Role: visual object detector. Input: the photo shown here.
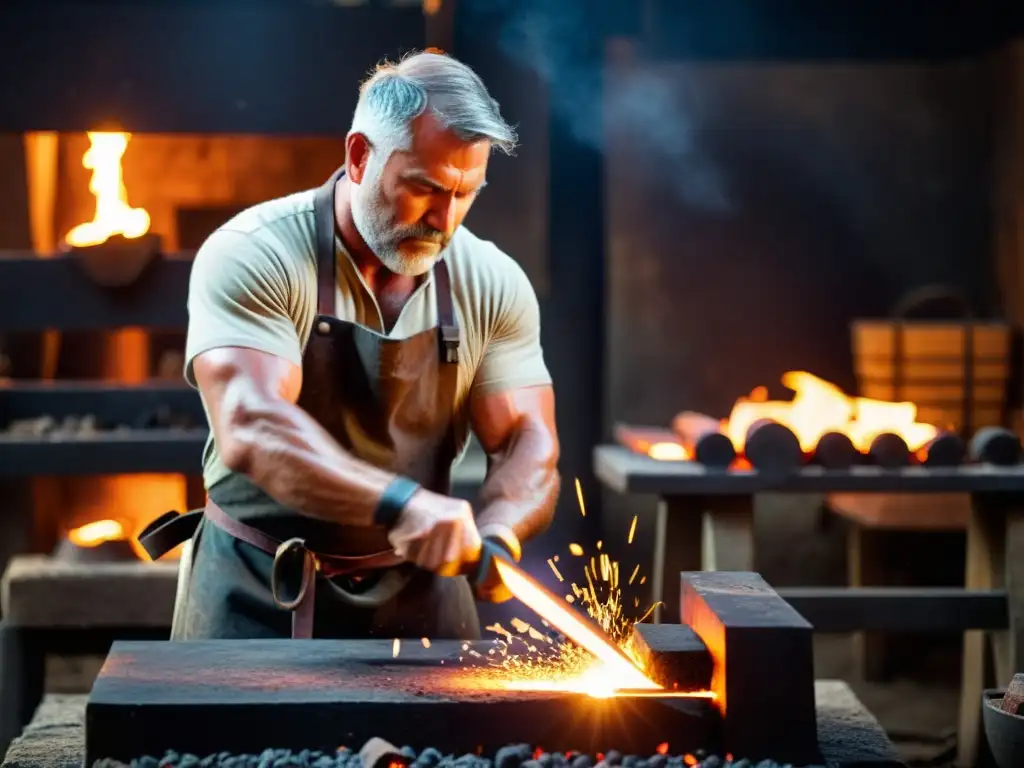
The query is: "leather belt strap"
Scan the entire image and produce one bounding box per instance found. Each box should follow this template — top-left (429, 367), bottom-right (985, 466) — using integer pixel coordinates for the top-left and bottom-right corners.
top-left (138, 503), bottom-right (403, 638)
top-left (203, 502), bottom-right (402, 638)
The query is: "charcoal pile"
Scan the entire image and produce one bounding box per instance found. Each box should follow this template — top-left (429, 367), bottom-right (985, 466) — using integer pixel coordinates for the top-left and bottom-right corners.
top-left (91, 744), bottom-right (819, 768)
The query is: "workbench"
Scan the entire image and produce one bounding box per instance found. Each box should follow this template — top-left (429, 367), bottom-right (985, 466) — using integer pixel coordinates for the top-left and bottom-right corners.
top-left (593, 444), bottom-right (1024, 766)
top-left (1, 684), bottom-right (905, 768)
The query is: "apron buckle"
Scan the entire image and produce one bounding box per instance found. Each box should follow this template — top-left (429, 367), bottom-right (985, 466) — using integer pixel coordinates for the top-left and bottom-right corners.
top-left (440, 325), bottom-right (460, 364)
top-left (271, 537), bottom-right (317, 611)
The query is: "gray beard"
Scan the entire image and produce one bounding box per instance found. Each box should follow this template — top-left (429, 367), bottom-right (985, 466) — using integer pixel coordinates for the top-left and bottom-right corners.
top-left (350, 175), bottom-right (448, 278)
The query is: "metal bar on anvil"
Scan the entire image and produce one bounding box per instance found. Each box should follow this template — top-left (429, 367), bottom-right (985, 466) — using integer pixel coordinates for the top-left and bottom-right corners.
top-left (594, 444), bottom-right (1024, 494)
top-left (0, 252), bottom-right (194, 331)
top-left (84, 638), bottom-right (718, 764)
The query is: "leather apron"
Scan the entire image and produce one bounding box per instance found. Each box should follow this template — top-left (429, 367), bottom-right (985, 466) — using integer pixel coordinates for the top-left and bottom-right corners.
top-left (139, 167), bottom-right (480, 641)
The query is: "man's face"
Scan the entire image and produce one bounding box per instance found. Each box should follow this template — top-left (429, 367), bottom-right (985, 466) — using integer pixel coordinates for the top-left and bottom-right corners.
top-left (349, 112), bottom-right (491, 277)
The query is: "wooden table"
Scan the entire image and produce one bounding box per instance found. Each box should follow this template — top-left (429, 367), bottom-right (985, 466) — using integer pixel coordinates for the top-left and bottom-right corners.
top-left (594, 444), bottom-right (1024, 766)
top-left (828, 492), bottom-right (970, 682)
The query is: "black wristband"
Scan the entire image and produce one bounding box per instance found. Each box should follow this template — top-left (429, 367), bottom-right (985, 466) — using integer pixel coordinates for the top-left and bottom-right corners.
top-left (374, 477), bottom-right (421, 528)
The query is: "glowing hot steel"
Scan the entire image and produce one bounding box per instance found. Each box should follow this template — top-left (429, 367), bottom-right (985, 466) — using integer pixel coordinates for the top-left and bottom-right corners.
top-left (493, 559), bottom-right (656, 692)
top-left (65, 132), bottom-right (151, 247)
top-left (460, 481), bottom-right (713, 701)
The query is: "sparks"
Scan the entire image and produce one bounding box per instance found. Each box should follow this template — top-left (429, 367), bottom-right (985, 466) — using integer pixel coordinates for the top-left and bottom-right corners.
top-left (392, 639), bottom-right (400, 658)
top-left (574, 478), bottom-right (587, 517)
top-left (474, 490), bottom-right (714, 702)
top-left (627, 515), bottom-right (638, 544)
top-left (421, 638), bottom-right (431, 649)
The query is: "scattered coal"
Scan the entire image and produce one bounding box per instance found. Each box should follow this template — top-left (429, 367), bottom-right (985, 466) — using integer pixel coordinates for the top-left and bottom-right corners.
top-left (91, 745), bottom-right (820, 768)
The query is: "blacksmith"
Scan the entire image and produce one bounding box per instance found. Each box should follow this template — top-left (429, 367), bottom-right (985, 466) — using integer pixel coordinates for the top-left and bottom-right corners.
top-left (140, 52), bottom-right (560, 640)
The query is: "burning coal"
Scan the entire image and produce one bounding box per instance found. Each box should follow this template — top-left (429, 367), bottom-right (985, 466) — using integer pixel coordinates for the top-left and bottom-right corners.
top-left (620, 370), bottom-right (943, 466)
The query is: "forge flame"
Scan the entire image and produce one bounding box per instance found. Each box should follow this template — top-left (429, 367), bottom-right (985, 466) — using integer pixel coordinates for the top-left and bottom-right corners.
top-left (65, 131), bottom-right (150, 247)
top-left (67, 519), bottom-right (126, 547)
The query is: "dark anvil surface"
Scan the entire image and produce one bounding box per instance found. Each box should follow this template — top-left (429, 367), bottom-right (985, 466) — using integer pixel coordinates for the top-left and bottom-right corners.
top-left (85, 640), bottom-right (717, 763)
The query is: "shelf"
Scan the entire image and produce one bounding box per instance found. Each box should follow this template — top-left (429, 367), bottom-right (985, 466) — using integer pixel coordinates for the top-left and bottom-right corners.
top-left (0, 429), bottom-right (209, 475)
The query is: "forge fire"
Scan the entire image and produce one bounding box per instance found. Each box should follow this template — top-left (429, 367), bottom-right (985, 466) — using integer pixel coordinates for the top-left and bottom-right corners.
top-left (617, 370), bottom-right (1021, 470)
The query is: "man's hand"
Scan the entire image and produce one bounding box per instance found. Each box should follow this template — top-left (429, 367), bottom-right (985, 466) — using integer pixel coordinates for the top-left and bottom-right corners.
top-left (388, 491), bottom-right (482, 577)
top-left (471, 523), bottom-right (522, 603)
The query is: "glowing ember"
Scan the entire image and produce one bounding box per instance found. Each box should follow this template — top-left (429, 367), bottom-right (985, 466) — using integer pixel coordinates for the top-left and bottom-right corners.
top-left (647, 442), bottom-right (689, 461)
top-left (574, 478), bottom-right (587, 517)
top-left (392, 639), bottom-right (401, 658)
top-left (66, 132), bottom-right (150, 247)
top-left (68, 519), bottom-right (125, 547)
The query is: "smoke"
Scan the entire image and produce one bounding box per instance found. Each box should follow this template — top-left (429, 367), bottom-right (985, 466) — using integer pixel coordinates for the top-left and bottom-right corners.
top-left (464, 0), bottom-right (732, 213)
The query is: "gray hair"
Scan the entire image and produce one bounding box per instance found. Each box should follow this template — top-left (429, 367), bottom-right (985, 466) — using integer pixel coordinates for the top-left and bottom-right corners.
top-left (350, 51), bottom-right (518, 161)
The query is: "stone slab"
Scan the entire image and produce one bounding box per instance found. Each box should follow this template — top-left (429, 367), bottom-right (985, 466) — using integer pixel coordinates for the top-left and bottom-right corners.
top-left (1, 557), bottom-right (177, 628)
top-left (682, 571), bottom-right (819, 766)
top-left (2, 684), bottom-right (905, 768)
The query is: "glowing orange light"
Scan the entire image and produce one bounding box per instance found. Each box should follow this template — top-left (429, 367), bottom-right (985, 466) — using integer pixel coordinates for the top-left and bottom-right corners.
top-left (726, 371), bottom-right (938, 453)
top-left (67, 519), bottom-right (125, 547)
top-left (65, 132), bottom-right (150, 247)
top-left (494, 559), bottom-right (656, 693)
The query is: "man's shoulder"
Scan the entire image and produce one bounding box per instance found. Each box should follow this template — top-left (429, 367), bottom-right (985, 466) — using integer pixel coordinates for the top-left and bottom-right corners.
top-left (447, 228), bottom-right (533, 298)
top-left (195, 189), bottom-right (318, 277)
top-left (215, 189), bottom-right (317, 247)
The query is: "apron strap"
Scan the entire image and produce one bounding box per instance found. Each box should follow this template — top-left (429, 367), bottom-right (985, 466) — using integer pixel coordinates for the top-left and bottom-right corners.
top-left (313, 168), bottom-right (345, 317)
top-left (137, 509), bottom-right (204, 561)
top-left (312, 166), bottom-right (461, 364)
top-left (434, 258), bottom-right (461, 364)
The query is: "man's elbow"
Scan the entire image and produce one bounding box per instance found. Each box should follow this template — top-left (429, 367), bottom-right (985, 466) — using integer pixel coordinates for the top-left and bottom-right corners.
top-left (539, 439), bottom-right (561, 526)
top-left (217, 396), bottom-right (279, 475)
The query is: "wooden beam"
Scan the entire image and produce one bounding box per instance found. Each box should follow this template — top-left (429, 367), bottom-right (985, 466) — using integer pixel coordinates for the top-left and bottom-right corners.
top-left (0, 253), bottom-right (193, 331)
top-left (777, 587), bottom-right (1009, 632)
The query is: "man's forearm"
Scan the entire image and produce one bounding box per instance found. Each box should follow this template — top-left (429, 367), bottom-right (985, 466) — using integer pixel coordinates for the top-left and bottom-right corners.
top-left (475, 422), bottom-right (561, 545)
top-left (222, 397), bottom-right (396, 527)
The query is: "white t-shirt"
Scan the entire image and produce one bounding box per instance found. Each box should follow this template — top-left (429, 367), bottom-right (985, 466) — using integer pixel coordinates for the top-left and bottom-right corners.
top-left (184, 187), bottom-right (551, 489)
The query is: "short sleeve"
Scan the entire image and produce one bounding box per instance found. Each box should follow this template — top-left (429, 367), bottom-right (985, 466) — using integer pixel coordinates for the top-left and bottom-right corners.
top-left (184, 229), bottom-right (303, 387)
top-left (472, 258), bottom-right (552, 396)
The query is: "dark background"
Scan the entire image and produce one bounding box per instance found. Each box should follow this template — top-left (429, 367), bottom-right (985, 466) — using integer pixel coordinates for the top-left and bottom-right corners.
top-left (0, 0), bottom-right (1022, 618)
